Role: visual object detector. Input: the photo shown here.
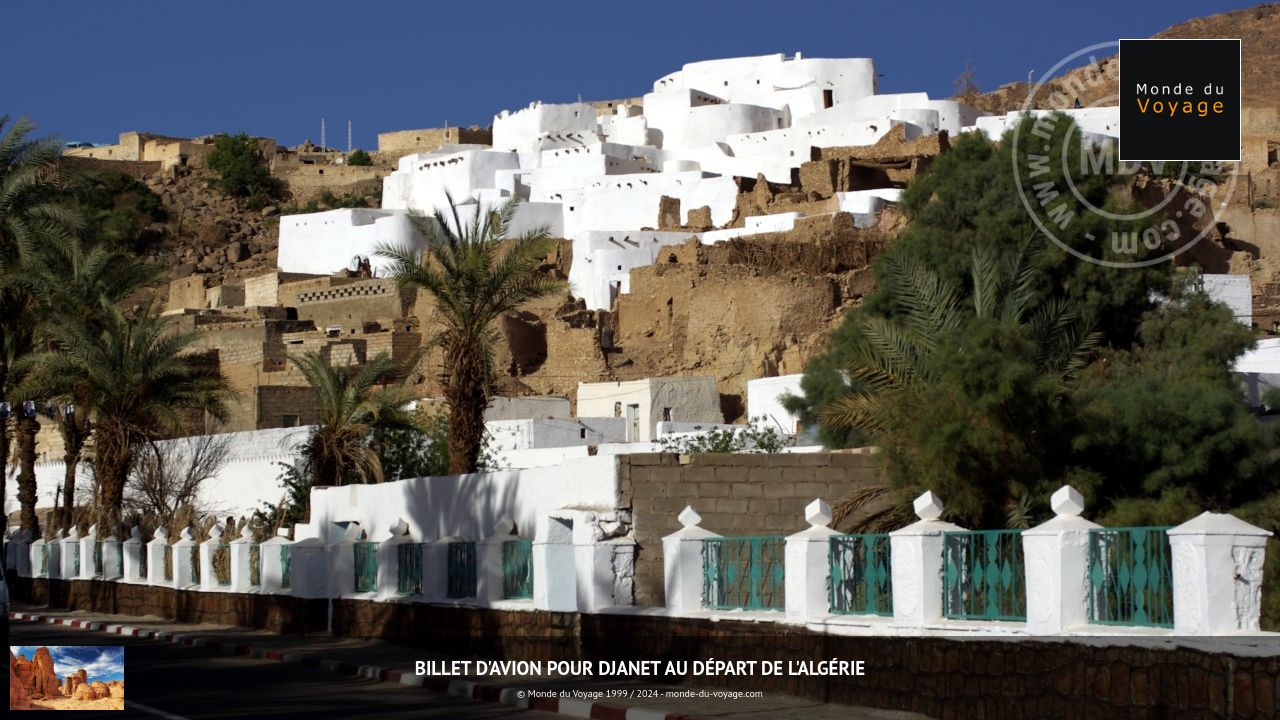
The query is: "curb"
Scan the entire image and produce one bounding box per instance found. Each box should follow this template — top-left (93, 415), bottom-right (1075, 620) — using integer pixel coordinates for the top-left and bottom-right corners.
top-left (9, 610), bottom-right (704, 720)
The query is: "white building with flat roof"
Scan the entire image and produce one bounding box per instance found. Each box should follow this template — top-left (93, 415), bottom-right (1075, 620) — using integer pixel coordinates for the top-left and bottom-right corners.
top-left (576, 377), bottom-right (722, 442)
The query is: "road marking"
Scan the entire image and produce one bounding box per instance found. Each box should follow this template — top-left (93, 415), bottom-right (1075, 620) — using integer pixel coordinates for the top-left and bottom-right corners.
top-left (124, 701), bottom-right (192, 720)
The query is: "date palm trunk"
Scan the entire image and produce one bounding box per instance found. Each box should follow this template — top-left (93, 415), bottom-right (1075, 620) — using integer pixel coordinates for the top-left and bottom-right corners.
top-left (92, 422), bottom-right (132, 536)
top-left (444, 338), bottom-right (488, 474)
top-left (16, 413), bottom-right (41, 536)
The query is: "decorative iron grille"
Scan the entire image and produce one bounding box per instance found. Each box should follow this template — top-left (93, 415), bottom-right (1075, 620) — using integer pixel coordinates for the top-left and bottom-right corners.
top-left (446, 542), bottom-right (477, 599)
top-left (249, 545), bottom-right (261, 587)
top-left (1088, 527), bottom-right (1174, 628)
top-left (829, 533), bottom-right (893, 616)
top-left (213, 544), bottom-right (232, 586)
top-left (93, 541), bottom-right (103, 576)
top-left (354, 542), bottom-right (378, 592)
top-left (702, 536), bottom-right (785, 611)
top-left (163, 544), bottom-right (173, 582)
top-left (397, 543), bottom-right (423, 596)
top-left (189, 546), bottom-right (200, 585)
top-left (942, 530), bottom-right (1026, 621)
top-left (280, 546), bottom-right (292, 589)
top-left (502, 539), bottom-right (533, 599)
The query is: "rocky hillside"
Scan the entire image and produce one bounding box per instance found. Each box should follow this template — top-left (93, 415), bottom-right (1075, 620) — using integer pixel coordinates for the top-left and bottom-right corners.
top-left (969, 4), bottom-right (1280, 112)
top-left (141, 168), bottom-right (279, 288)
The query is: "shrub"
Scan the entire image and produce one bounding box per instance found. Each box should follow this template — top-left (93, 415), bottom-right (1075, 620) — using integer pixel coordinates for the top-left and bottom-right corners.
top-left (346, 149), bottom-right (372, 166)
top-left (205, 132), bottom-right (281, 199)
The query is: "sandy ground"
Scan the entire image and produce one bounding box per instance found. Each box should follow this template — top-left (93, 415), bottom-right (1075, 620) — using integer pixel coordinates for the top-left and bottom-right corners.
top-left (28, 695), bottom-right (125, 711)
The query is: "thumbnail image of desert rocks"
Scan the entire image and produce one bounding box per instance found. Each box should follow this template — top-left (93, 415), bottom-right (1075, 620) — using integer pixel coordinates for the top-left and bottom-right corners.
top-left (9, 647), bottom-right (125, 711)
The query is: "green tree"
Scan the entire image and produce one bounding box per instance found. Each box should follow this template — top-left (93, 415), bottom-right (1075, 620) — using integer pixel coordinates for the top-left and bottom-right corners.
top-left (288, 351), bottom-right (420, 487)
top-left (803, 114), bottom-right (1278, 530)
top-left (0, 115), bottom-right (78, 534)
top-left (377, 196), bottom-right (567, 473)
top-left (16, 233), bottom-right (160, 527)
top-left (822, 243), bottom-right (1097, 527)
top-left (346, 149), bottom-right (372, 167)
top-left (67, 169), bottom-right (166, 251)
top-left (205, 133), bottom-right (279, 200)
top-left (22, 299), bottom-right (232, 533)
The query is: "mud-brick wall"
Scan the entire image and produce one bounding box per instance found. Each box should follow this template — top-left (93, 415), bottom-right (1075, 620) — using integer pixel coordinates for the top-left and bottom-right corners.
top-left (617, 451), bottom-right (881, 606)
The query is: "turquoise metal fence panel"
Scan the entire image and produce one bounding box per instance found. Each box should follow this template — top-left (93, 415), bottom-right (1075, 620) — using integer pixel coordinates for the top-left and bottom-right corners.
top-left (829, 533), bottom-right (893, 616)
top-left (397, 543), bottom-right (423, 595)
top-left (502, 539), bottom-right (534, 599)
top-left (40, 545), bottom-right (48, 575)
top-left (280, 546), bottom-right (292, 589)
top-left (942, 530), bottom-right (1026, 621)
top-left (1088, 526), bottom-right (1174, 628)
top-left (189, 546), bottom-right (200, 585)
top-left (354, 542), bottom-right (378, 592)
top-left (93, 541), bottom-right (103, 576)
top-left (115, 544), bottom-right (123, 577)
top-left (249, 545), bottom-right (261, 587)
top-left (702, 536), bottom-right (785, 610)
top-left (163, 545), bottom-right (173, 581)
top-left (213, 544), bottom-right (231, 586)
top-left (447, 542), bottom-right (478, 599)
top-left (71, 543), bottom-right (81, 576)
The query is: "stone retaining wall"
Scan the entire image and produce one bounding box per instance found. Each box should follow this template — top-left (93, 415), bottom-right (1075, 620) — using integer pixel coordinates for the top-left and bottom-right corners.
top-left (14, 577), bottom-right (1278, 719)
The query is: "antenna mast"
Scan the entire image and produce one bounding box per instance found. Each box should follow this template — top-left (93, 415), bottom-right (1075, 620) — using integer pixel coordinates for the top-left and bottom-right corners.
top-left (347, 119), bottom-right (352, 153)
top-left (321, 119), bottom-right (326, 150)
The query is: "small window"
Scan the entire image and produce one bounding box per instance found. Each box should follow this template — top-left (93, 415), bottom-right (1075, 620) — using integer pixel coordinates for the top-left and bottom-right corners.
top-left (580, 428), bottom-right (587, 439)
top-left (281, 414), bottom-right (300, 428)
top-left (662, 407), bottom-right (672, 422)
top-left (613, 402), bottom-right (621, 417)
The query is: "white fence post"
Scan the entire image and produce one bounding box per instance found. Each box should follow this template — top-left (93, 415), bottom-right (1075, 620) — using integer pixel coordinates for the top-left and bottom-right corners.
top-left (122, 526), bottom-right (144, 583)
top-left (173, 527), bottom-right (197, 589)
top-left (229, 526), bottom-right (255, 592)
top-left (663, 506), bottom-right (720, 615)
top-left (200, 525), bottom-right (225, 591)
top-left (60, 527), bottom-right (80, 580)
top-left (422, 537), bottom-right (458, 602)
top-left (11, 529), bottom-right (31, 577)
top-left (289, 537), bottom-right (328, 598)
top-left (29, 538), bottom-right (47, 579)
top-left (1022, 485), bottom-right (1099, 635)
top-left (102, 533), bottom-right (122, 581)
top-left (533, 515), bottom-right (576, 611)
top-left (479, 517), bottom-right (515, 604)
top-left (147, 529), bottom-right (169, 586)
top-left (327, 523), bottom-right (362, 597)
top-left (259, 531), bottom-right (291, 593)
top-left (1168, 512), bottom-right (1273, 635)
top-left (46, 527), bottom-right (63, 576)
top-left (376, 520), bottom-right (411, 599)
top-left (889, 491), bottom-right (965, 626)
top-left (80, 525), bottom-right (98, 578)
top-left (785, 498), bottom-right (838, 624)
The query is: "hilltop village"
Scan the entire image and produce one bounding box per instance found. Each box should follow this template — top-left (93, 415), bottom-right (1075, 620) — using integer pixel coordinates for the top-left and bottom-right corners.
top-left (21, 51), bottom-right (1278, 520)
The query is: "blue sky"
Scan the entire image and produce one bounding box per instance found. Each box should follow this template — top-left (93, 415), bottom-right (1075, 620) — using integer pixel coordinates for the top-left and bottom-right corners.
top-left (11, 645), bottom-right (125, 683)
top-left (1, 0), bottom-right (1260, 149)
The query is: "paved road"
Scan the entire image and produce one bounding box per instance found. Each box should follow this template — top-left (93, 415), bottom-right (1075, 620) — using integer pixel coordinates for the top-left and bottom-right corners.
top-left (10, 618), bottom-right (561, 719)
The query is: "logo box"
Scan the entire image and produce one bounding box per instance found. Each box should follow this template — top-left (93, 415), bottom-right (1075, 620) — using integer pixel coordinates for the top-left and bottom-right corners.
top-left (1119, 38), bottom-right (1241, 162)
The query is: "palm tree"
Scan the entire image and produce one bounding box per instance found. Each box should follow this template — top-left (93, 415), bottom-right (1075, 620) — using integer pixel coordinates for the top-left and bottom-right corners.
top-left (0, 115), bottom-right (78, 533)
top-left (821, 242), bottom-right (1098, 529)
top-left (289, 351), bottom-right (419, 487)
top-left (377, 196), bottom-right (566, 473)
top-left (18, 234), bottom-right (159, 527)
top-left (20, 298), bottom-right (232, 533)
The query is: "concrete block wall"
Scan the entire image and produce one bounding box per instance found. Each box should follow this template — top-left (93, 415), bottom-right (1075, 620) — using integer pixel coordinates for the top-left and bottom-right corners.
top-left (618, 451), bottom-right (881, 606)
